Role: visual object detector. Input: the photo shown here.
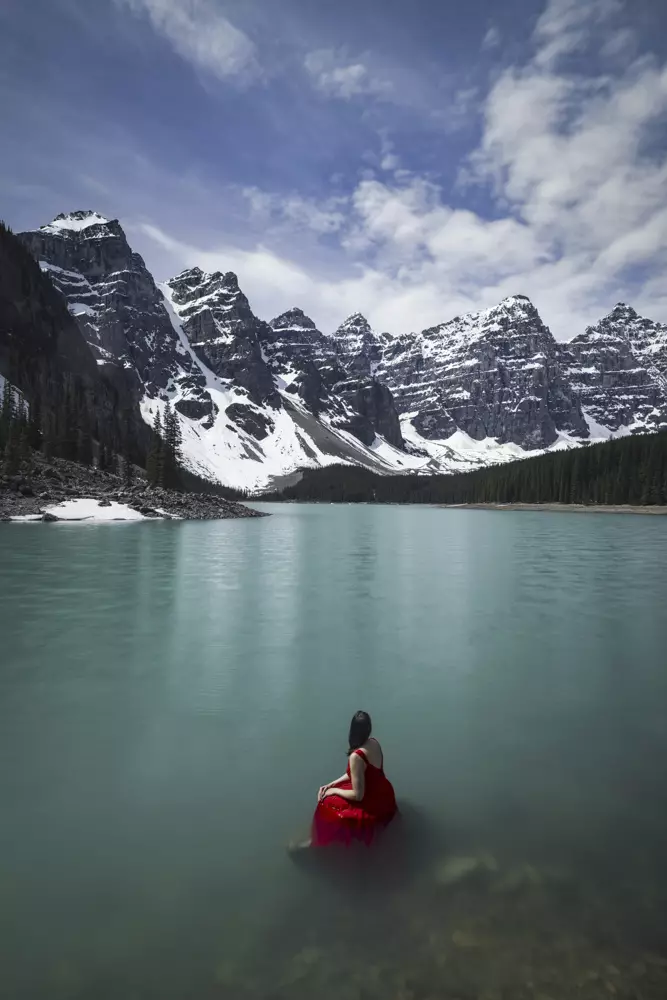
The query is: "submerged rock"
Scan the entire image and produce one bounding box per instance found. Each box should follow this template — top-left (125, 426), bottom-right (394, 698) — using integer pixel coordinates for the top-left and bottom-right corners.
top-left (491, 863), bottom-right (543, 895)
top-left (434, 852), bottom-right (499, 887)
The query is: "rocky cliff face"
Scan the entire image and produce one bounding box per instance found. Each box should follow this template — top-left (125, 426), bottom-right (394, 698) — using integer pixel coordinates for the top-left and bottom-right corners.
top-left (1, 219), bottom-right (146, 459)
top-left (166, 267), bottom-right (278, 409)
top-left (334, 313), bottom-right (387, 376)
top-left (557, 304), bottom-right (667, 433)
top-left (17, 209), bottom-right (667, 491)
top-left (339, 297), bottom-right (588, 449)
top-left (18, 212), bottom-right (212, 420)
top-left (18, 214), bottom-right (411, 488)
top-left (265, 308), bottom-right (403, 448)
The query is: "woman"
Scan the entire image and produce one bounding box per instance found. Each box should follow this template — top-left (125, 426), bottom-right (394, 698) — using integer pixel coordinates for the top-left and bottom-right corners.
top-left (308, 711), bottom-right (397, 848)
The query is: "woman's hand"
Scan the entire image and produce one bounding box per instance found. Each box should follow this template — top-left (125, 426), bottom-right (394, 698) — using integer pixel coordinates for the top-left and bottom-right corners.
top-left (318, 784), bottom-right (329, 802)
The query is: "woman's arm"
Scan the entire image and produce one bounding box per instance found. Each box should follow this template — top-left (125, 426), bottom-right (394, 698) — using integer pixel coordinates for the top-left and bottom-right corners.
top-left (318, 772), bottom-right (348, 801)
top-left (328, 773), bottom-right (349, 788)
top-left (323, 754), bottom-right (365, 802)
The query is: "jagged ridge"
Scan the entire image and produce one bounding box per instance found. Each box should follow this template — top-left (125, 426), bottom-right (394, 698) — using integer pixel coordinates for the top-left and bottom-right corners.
top-left (16, 210), bottom-right (667, 491)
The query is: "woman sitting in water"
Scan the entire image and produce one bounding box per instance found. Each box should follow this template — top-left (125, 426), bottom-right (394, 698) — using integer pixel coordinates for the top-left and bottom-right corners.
top-left (296, 711), bottom-right (397, 849)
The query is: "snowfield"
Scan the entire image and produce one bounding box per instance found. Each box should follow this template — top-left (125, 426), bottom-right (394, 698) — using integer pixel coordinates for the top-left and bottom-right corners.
top-left (149, 288), bottom-right (625, 494)
top-left (11, 500), bottom-right (146, 522)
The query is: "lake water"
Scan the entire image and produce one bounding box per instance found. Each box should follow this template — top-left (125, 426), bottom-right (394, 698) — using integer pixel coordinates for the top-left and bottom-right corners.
top-left (1, 503), bottom-right (667, 999)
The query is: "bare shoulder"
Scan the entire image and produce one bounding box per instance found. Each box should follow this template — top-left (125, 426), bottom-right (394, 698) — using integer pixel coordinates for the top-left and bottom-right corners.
top-left (364, 738), bottom-right (384, 767)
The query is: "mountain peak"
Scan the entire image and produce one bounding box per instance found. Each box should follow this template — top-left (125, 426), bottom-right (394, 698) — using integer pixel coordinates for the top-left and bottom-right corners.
top-left (42, 211), bottom-right (111, 233)
top-left (497, 294), bottom-right (536, 310)
top-left (168, 267), bottom-right (241, 295)
top-left (337, 313), bottom-right (371, 333)
top-left (608, 302), bottom-right (638, 319)
top-left (270, 307), bottom-right (317, 331)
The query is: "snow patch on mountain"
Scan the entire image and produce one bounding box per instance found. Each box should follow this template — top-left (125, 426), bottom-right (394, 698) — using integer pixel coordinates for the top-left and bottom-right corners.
top-left (153, 286), bottom-right (406, 491)
top-left (19, 209), bottom-right (667, 494)
top-left (40, 211), bottom-right (110, 234)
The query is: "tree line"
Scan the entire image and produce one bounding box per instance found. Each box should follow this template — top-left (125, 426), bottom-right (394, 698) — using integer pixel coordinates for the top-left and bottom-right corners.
top-left (264, 431), bottom-right (667, 506)
top-left (1, 219), bottom-right (249, 499)
top-left (146, 402), bottom-right (183, 489)
top-left (0, 377), bottom-right (33, 476)
top-left (1, 370), bottom-right (248, 498)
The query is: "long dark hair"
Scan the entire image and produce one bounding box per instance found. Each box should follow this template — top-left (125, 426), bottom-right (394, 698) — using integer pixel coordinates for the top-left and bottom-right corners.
top-left (347, 710), bottom-right (372, 756)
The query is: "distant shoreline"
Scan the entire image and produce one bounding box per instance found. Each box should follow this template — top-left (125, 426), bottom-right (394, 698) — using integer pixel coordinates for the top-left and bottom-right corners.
top-left (440, 503), bottom-right (667, 516)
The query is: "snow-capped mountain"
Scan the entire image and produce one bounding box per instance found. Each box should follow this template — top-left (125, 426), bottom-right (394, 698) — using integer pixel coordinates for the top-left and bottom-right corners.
top-left (161, 266), bottom-right (408, 486)
top-left (342, 296), bottom-right (588, 448)
top-left (334, 313), bottom-right (387, 377)
top-left (17, 214), bottom-right (413, 489)
top-left (556, 304), bottom-right (667, 435)
top-left (263, 307), bottom-right (402, 448)
top-left (18, 211), bottom-right (212, 419)
top-left (17, 210), bottom-right (667, 491)
top-left (167, 266), bottom-right (278, 410)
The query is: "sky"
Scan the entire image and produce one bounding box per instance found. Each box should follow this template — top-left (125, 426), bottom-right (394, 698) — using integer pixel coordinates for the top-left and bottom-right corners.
top-left (2, 0), bottom-right (667, 340)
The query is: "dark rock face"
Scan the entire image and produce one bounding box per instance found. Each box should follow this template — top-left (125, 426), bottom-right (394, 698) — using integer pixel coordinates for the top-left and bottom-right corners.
top-left (16, 215), bottom-right (408, 489)
top-left (17, 212), bottom-right (211, 417)
top-left (167, 268), bottom-right (279, 408)
top-left (334, 313), bottom-right (386, 376)
top-left (16, 210), bottom-right (667, 491)
top-left (265, 308), bottom-right (344, 416)
top-left (369, 297), bottom-right (588, 448)
top-left (175, 396), bottom-right (216, 422)
top-left (556, 304), bottom-right (667, 433)
top-left (166, 281), bottom-right (405, 451)
top-left (266, 308), bottom-right (404, 449)
top-left (225, 403), bottom-right (274, 441)
top-left (0, 220), bottom-right (148, 458)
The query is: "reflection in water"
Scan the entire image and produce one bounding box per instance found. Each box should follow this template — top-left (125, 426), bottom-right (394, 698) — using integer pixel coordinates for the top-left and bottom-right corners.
top-left (1, 506), bottom-right (667, 999)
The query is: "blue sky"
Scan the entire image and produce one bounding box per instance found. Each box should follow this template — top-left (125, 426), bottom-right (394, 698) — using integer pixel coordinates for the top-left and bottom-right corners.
top-left (2, 0), bottom-right (667, 338)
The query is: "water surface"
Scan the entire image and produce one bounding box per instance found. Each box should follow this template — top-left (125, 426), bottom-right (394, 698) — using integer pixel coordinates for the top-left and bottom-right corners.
top-left (1, 504), bottom-right (667, 999)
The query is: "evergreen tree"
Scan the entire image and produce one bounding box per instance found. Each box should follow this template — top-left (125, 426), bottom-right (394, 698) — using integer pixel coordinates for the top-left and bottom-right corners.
top-left (124, 453), bottom-right (134, 488)
top-left (60, 383), bottom-right (78, 461)
top-left (78, 429), bottom-right (93, 466)
top-left (28, 391), bottom-right (42, 450)
top-left (0, 378), bottom-right (14, 454)
top-left (42, 411), bottom-right (57, 461)
top-left (2, 418), bottom-right (21, 476)
top-left (146, 409), bottom-right (164, 487)
top-left (1, 376), bottom-right (12, 424)
top-left (270, 430), bottom-right (667, 507)
top-left (18, 412), bottom-right (31, 471)
top-left (162, 402), bottom-right (182, 490)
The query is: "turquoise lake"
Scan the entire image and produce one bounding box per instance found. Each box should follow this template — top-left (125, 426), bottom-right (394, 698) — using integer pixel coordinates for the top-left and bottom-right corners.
top-left (1, 503), bottom-right (667, 999)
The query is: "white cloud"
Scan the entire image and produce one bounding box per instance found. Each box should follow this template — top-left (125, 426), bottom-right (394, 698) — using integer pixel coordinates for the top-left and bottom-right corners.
top-left (600, 27), bottom-right (637, 60)
top-left (118, 0), bottom-right (259, 82)
top-left (304, 48), bottom-right (392, 100)
top-left (533, 0), bottom-right (621, 69)
top-left (241, 187), bottom-right (346, 235)
top-left (130, 0), bottom-right (667, 342)
top-left (380, 152), bottom-right (400, 171)
top-left (482, 26), bottom-right (501, 51)
top-left (473, 38), bottom-right (667, 257)
top-left (378, 131), bottom-right (400, 172)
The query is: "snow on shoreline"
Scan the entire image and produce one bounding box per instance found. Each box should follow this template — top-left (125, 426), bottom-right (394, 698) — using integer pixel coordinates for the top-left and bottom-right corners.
top-left (10, 499), bottom-right (148, 523)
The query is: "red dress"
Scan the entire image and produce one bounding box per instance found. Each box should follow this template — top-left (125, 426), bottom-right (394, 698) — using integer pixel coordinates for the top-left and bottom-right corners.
top-left (312, 741), bottom-right (397, 847)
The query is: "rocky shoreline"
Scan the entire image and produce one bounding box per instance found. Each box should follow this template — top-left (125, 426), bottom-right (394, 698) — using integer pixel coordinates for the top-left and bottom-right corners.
top-left (0, 456), bottom-right (264, 522)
